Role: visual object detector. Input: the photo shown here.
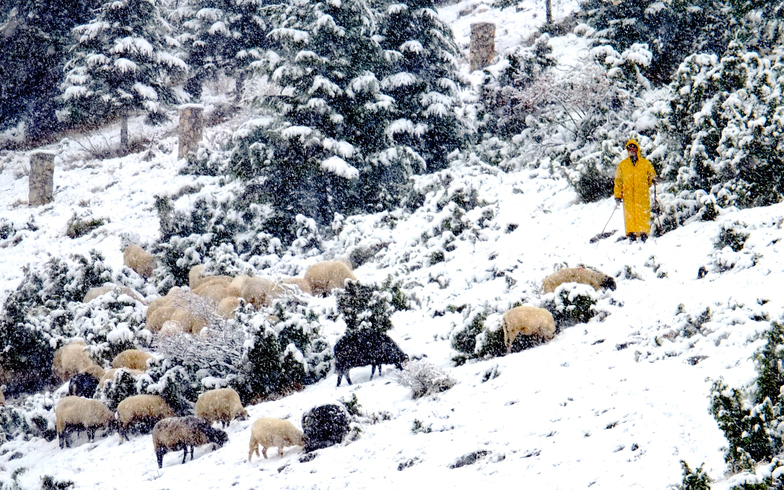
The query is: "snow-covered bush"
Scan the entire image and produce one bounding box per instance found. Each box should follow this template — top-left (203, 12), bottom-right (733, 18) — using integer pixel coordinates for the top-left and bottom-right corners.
top-left (675, 461), bottom-right (712, 490)
top-left (336, 281), bottom-right (395, 335)
top-left (709, 320), bottom-right (784, 473)
top-left (541, 283), bottom-right (599, 330)
top-left (0, 252), bottom-right (112, 391)
top-left (393, 359), bottom-right (455, 399)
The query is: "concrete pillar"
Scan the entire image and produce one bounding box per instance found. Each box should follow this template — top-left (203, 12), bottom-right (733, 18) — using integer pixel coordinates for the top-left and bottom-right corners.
top-left (29, 151), bottom-right (55, 207)
top-left (178, 105), bottom-right (204, 159)
top-left (470, 22), bottom-right (495, 72)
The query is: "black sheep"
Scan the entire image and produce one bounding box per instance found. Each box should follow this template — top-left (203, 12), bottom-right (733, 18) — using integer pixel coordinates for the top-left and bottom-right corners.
top-left (68, 373), bottom-right (99, 398)
top-left (334, 330), bottom-right (408, 386)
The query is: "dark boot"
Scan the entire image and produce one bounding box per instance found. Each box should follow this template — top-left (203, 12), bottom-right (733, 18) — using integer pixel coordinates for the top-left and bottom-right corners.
top-left (640, 233), bottom-right (648, 243)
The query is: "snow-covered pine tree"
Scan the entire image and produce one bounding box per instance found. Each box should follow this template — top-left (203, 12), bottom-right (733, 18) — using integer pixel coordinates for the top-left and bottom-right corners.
top-left (376, 0), bottom-right (467, 172)
top-left (0, 0), bottom-right (102, 139)
top-left (169, 0), bottom-right (272, 99)
top-left (230, 0), bottom-right (467, 241)
top-left (60, 0), bottom-right (187, 150)
top-left (660, 41), bottom-right (784, 225)
top-left (579, 0), bottom-right (736, 84)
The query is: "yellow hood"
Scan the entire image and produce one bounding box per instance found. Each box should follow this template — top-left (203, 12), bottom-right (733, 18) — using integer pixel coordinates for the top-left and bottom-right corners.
top-left (625, 138), bottom-right (641, 156)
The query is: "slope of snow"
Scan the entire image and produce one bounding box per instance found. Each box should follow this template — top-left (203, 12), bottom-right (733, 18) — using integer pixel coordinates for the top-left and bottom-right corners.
top-left (0, 1), bottom-right (779, 489)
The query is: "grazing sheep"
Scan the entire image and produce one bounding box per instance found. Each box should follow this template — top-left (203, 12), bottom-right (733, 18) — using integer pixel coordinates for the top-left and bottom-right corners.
top-left (225, 275), bottom-right (250, 297)
top-left (83, 284), bottom-right (143, 303)
top-left (146, 287), bottom-right (185, 319)
top-left (239, 277), bottom-right (274, 308)
top-left (153, 416), bottom-right (228, 469)
top-left (334, 330), bottom-right (408, 387)
top-left (52, 342), bottom-right (93, 382)
top-left (189, 265), bottom-right (205, 290)
top-left (146, 303), bottom-right (179, 333)
top-left (248, 418), bottom-right (304, 461)
top-left (123, 244), bottom-right (156, 279)
top-left (170, 308), bottom-right (209, 335)
top-left (159, 320), bottom-right (185, 336)
top-left (304, 261), bottom-right (356, 296)
top-left (99, 368), bottom-right (144, 388)
top-left (193, 276), bottom-right (232, 293)
top-left (56, 396), bottom-right (115, 448)
top-left (81, 364), bottom-right (106, 381)
top-left (282, 277), bottom-right (311, 295)
top-left (116, 394), bottom-right (175, 442)
top-left (194, 282), bottom-right (233, 306)
top-left (217, 296), bottom-right (240, 319)
top-left (542, 267), bottom-right (616, 294)
top-left (68, 373), bottom-right (100, 398)
top-left (501, 306), bottom-right (556, 353)
top-left (112, 349), bottom-right (154, 371)
top-left (301, 404), bottom-right (350, 452)
top-left (195, 388), bottom-right (248, 428)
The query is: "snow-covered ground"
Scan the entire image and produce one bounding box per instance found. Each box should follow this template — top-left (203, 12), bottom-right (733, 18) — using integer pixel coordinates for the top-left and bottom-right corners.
top-left (0, 1), bottom-right (780, 489)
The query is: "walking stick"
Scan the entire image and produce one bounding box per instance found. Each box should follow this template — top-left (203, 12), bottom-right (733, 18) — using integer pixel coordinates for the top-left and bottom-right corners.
top-left (592, 202), bottom-right (618, 247)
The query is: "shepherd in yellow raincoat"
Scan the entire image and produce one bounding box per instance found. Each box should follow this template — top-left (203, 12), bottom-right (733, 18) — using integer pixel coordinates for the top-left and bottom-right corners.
top-left (614, 139), bottom-right (656, 241)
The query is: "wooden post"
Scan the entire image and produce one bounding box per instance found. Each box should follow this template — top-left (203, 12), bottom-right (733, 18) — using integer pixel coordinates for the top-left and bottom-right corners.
top-left (546, 0), bottom-right (552, 24)
top-left (178, 104), bottom-right (204, 159)
top-left (470, 22), bottom-right (495, 72)
top-left (29, 151), bottom-right (55, 206)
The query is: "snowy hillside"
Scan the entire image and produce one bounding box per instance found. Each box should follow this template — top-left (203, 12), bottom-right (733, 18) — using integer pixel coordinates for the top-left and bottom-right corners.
top-left (1, 1), bottom-right (782, 489)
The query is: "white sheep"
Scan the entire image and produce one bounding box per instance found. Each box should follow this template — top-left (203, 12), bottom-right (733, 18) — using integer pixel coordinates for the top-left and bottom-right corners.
top-left (217, 296), bottom-right (240, 319)
top-left (501, 306), bottom-right (556, 353)
top-left (152, 416), bottom-right (228, 469)
top-left (52, 342), bottom-right (93, 382)
top-left (159, 320), bottom-right (185, 337)
top-left (83, 284), bottom-right (143, 303)
top-left (55, 396), bottom-right (115, 448)
top-left (248, 417), bottom-right (304, 461)
top-left (194, 282), bottom-right (234, 306)
top-left (239, 277), bottom-right (274, 308)
top-left (542, 267), bottom-right (616, 294)
top-left (111, 349), bottom-right (154, 371)
top-left (282, 277), bottom-right (312, 295)
top-left (304, 261), bottom-right (356, 296)
top-left (195, 388), bottom-right (248, 428)
top-left (116, 394), bottom-right (175, 443)
top-left (123, 244), bottom-right (156, 279)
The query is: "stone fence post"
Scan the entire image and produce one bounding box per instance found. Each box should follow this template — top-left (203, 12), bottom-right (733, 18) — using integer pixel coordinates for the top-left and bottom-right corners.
top-left (29, 151), bottom-right (55, 207)
top-left (470, 22), bottom-right (495, 72)
top-left (178, 104), bottom-right (204, 159)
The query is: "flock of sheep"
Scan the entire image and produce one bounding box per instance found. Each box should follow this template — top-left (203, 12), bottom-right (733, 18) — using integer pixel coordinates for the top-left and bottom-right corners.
top-left (40, 242), bottom-right (618, 469)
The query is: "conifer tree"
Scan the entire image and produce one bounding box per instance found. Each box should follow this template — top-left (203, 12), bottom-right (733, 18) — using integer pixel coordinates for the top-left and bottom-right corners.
top-left (60, 0), bottom-right (187, 150)
top-left (169, 0), bottom-right (272, 99)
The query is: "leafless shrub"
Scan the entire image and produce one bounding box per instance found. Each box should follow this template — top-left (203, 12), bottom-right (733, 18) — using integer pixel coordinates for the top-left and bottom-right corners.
top-left (393, 359), bottom-right (455, 399)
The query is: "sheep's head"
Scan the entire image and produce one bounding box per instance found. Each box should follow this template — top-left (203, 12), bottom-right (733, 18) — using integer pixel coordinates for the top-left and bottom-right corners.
top-left (601, 275), bottom-right (617, 291)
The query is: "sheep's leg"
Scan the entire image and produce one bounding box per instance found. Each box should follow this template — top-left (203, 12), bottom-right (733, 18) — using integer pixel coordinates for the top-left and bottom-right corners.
top-left (248, 439), bottom-right (257, 462)
top-left (189, 445), bottom-right (195, 461)
top-left (278, 445), bottom-right (284, 457)
top-left (262, 446), bottom-right (268, 459)
top-left (156, 449), bottom-right (165, 469)
top-left (370, 365), bottom-right (376, 380)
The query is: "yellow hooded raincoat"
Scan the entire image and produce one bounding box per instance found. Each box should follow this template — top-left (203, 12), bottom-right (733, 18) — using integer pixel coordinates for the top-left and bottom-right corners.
top-left (614, 139), bottom-right (656, 236)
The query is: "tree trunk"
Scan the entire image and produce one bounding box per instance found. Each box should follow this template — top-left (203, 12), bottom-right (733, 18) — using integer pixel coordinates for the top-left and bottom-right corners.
top-left (120, 115), bottom-right (129, 153)
top-left (546, 0), bottom-right (552, 24)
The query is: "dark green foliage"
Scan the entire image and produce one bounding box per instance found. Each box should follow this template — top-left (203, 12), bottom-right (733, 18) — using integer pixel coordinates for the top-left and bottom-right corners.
top-left (755, 322), bottom-right (784, 411)
top-left (566, 157), bottom-right (615, 203)
top-left (156, 366), bottom-right (199, 416)
top-left (336, 280), bottom-right (394, 335)
top-left (476, 327), bottom-right (506, 358)
top-left (716, 222), bottom-right (749, 253)
top-left (579, 0), bottom-right (736, 84)
top-left (0, 0), bottom-right (101, 141)
top-left (40, 475), bottom-right (75, 490)
top-left (244, 325), bottom-right (283, 398)
top-left (676, 461), bottom-right (712, 490)
top-left (541, 284), bottom-right (598, 331)
top-left (450, 310), bottom-right (486, 357)
top-left (381, 275), bottom-right (410, 311)
top-left (0, 251), bottom-right (111, 391)
top-left (60, 0), bottom-right (186, 133)
top-left (65, 213), bottom-right (106, 239)
top-left (100, 369), bottom-right (142, 411)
